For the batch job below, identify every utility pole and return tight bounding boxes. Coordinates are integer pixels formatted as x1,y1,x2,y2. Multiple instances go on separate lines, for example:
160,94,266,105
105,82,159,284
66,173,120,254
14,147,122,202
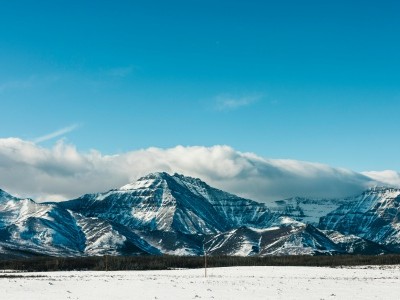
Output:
105,255,108,272
203,238,210,278
204,243,207,278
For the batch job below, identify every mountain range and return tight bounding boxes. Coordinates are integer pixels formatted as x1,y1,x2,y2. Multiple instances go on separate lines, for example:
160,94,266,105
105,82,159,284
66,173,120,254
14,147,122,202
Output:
0,172,399,258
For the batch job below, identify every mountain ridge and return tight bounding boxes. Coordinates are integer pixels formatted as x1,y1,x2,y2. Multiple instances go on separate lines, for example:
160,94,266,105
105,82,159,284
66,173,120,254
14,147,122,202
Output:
0,172,399,258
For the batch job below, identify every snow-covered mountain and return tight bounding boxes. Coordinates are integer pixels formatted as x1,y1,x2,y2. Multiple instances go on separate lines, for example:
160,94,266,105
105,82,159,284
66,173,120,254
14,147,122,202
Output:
60,172,277,234
204,218,340,256
0,174,399,258
319,187,400,251
0,189,85,256
0,188,159,257
270,196,353,225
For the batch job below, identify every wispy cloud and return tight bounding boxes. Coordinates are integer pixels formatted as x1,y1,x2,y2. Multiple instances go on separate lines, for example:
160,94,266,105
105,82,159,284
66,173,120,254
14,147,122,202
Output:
106,66,134,77
0,78,34,93
215,94,262,111
0,75,60,93
33,124,80,143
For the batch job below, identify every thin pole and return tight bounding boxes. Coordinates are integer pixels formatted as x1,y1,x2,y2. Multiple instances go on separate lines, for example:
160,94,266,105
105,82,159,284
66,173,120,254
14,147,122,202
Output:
204,243,207,278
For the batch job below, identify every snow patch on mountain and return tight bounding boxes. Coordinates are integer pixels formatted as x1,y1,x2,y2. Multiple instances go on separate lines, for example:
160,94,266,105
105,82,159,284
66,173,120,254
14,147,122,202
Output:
1,175,400,257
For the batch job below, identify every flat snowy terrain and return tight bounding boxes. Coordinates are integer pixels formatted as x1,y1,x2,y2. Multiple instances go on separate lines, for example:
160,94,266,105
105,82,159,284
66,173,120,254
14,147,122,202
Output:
1,266,399,299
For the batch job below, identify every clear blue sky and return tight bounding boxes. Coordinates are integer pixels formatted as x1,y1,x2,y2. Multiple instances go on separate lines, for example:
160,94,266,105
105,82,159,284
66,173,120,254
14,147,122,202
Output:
1,0,399,171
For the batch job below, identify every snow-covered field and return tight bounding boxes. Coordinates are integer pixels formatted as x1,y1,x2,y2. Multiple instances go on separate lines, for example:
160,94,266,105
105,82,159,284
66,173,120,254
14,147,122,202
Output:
1,266,399,299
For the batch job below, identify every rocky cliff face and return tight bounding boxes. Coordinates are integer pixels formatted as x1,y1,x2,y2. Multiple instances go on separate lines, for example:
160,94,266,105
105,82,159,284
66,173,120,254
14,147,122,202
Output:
0,188,159,257
0,175,399,258
60,172,277,235
319,187,400,251
270,197,354,225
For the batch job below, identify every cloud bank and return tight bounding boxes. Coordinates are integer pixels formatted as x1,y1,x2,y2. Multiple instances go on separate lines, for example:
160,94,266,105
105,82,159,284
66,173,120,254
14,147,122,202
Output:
361,170,400,188
0,138,399,203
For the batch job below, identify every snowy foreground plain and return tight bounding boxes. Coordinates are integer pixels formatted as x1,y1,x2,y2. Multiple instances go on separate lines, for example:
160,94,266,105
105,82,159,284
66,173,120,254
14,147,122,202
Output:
1,266,400,300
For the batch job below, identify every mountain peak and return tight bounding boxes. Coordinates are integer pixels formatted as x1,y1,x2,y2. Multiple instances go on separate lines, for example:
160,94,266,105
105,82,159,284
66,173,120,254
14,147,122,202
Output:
145,171,171,179
171,172,207,184
119,172,207,191
119,172,170,191
3,177,400,257
136,171,173,182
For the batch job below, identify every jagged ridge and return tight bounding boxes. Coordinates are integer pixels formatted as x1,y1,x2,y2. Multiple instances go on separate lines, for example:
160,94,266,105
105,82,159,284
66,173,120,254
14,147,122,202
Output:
319,187,400,251
0,175,399,258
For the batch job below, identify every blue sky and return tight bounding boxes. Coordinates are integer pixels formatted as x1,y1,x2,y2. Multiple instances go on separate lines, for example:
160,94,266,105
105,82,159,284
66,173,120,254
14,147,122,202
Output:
1,0,399,173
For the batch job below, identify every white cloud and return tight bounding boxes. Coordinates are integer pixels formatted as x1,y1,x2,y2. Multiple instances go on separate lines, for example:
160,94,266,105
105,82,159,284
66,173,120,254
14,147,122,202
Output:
33,124,80,143
215,94,261,111
0,138,398,203
361,170,400,187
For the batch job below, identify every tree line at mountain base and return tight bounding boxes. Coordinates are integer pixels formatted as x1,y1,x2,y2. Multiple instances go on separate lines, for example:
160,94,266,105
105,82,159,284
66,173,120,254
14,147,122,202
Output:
1,254,400,272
